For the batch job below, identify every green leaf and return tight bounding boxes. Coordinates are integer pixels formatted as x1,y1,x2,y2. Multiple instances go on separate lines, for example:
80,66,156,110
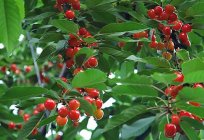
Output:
51,19,78,33
151,73,176,84
77,98,96,115
181,117,204,130
0,86,48,101
38,115,57,127
144,57,171,68
186,2,204,17
55,78,72,91
112,85,158,97
121,116,155,139
120,61,135,79
72,69,107,88
83,37,97,44
99,22,148,34
92,105,147,138
37,45,56,61
176,49,190,61
180,121,200,140
18,113,45,140
0,0,21,53
74,47,94,67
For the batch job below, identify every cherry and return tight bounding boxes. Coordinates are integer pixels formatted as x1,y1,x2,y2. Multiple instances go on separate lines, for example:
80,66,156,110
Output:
69,110,80,120
154,6,163,16
193,83,204,88
69,99,80,110
25,66,32,73
56,116,68,126
158,23,165,31
73,68,84,75
162,52,172,60
66,48,74,58
118,42,126,48
73,47,81,55
57,63,63,69
73,121,79,127
16,124,23,129
61,77,68,83
86,57,98,68
84,96,94,104
72,1,80,10
85,88,100,98
162,26,171,35
165,4,175,15
149,41,158,48
1,66,6,73
8,122,16,129
189,101,201,107
66,59,74,69
174,72,184,82
23,114,30,122
32,128,38,135
168,13,178,22
147,9,156,19
179,110,194,119
79,28,87,36
151,35,156,42
36,104,45,112
181,24,192,33
179,32,188,42
164,123,177,138
65,10,75,20
58,106,69,118
159,11,169,20
44,99,56,111
183,40,191,47
171,114,180,126
165,85,183,98
94,109,104,120
172,20,183,30
33,109,39,115
10,64,17,72
157,42,165,50
165,40,174,51
94,98,103,109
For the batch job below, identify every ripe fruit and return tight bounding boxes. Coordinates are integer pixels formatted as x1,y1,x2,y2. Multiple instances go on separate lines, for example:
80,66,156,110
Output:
66,59,74,69
61,77,68,83
73,121,79,127
10,64,17,72
174,72,184,82
66,48,74,58
169,13,178,22
79,28,87,36
118,42,126,48
165,4,175,14
182,24,192,33
85,88,100,98
165,85,183,98
56,116,68,126
8,122,15,129
69,99,80,110
179,111,194,119
73,68,83,75
65,10,75,20
58,106,69,118
32,128,38,135
72,1,80,10
193,83,204,88
95,98,103,109
94,109,104,120
85,57,98,68
23,114,30,122
69,110,80,120
163,26,171,35
157,42,165,50
147,9,156,19
1,66,6,73
25,66,32,73
165,40,174,51
159,12,169,20
84,96,94,104
172,21,183,30
149,41,158,48
164,123,177,138
33,109,39,115
171,114,180,126
179,32,188,42
44,99,56,111
154,6,163,16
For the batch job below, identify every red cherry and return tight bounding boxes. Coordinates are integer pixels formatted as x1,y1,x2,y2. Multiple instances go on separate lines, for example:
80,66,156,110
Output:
86,57,98,68
56,116,68,126
168,13,178,22
23,114,30,122
58,106,69,118
1,66,6,73
69,110,80,120
163,26,171,35
72,1,80,10
179,110,194,119
165,85,183,98
147,9,156,19
95,98,103,109
171,114,180,126
118,42,126,48
16,124,23,129
32,128,38,135
165,4,175,15
172,21,183,30
149,41,158,48
8,122,16,129
174,72,184,82
85,88,100,98
73,47,81,55
151,35,156,42
69,99,80,110
193,83,204,88
25,66,32,73
164,123,177,138
183,40,191,47
33,109,39,115
159,12,169,20
179,32,188,42
44,99,56,111
66,48,74,58
36,103,45,112
84,96,94,104
65,10,75,20
182,24,192,33
189,101,201,107
57,63,63,69
10,64,17,72
154,6,163,16
158,23,165,31
73,121,79,127
79,28,87,36
66,59,74,69
73,68,84,75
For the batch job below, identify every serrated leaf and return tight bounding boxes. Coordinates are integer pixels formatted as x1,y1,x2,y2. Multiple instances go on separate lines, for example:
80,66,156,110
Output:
77,98,96,115
176,49,190,61
151,73,176,84
38,115,57,127
37,45,56,61
180,121,200,140
51,19,78,33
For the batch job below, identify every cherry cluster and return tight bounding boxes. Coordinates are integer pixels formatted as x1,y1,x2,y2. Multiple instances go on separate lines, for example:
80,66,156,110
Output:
163,72,204,138
147,4,192,60
1,64,32,75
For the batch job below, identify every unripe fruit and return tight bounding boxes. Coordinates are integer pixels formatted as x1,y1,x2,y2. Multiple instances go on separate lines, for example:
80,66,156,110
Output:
165,40,174,51
165,4,175,14
8,122,15,129
65,10,75,20
44,99,56,111
147,9,156,19
164,123,177,138
162,52,172,60
157,42,165,50
182,24,192,33
58,106,69,118
95,98,103,109
154,6,163,16
69,99,80,110
69,110,80,120
56,116,68,126
94,109,104,120
171,114,180,126
85,88,100,98
174,72,184,82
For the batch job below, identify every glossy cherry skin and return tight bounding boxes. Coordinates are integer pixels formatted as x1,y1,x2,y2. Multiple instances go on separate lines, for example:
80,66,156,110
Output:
94,109,104,120
171,114,180,126
73,68,84,75
69,99,80,110
44,99,56,111
163,26,171,35
66,59,74,69
193,83,204,88
68,110,80,121
94,98,103,109
84,96,94,104
154,6,163,16
23,114,30,122
66,48,74,58
8,122,16,129
164,123,177,138
179,32,188,42
85,88,100,98
165,4,175,14
147,9,156,19
79,28,87,36
65,10,75,20
56,116,68,126
174,72,184,82
182,24,192,33
58,106,69,118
